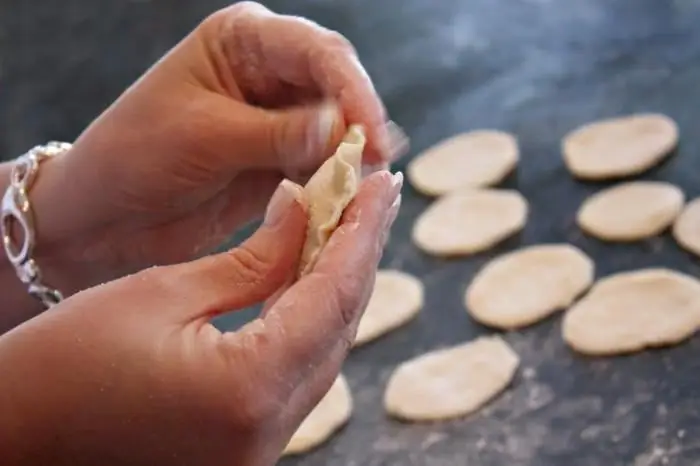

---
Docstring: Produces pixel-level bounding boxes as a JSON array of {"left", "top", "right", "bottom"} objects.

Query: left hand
[
  {"left": 0, "top": 171, "right": 402, "bottom": 466},
  {"left": 29, "top": 2, "right": 407, "bottom": 294}
]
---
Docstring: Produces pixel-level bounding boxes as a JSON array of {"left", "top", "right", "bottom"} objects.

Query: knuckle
[
  {"left": 337, "top": 329, "right": 355, "bottom": 355},
  {"left": 219, "top": 333, "right": 285, "bottom": 430},
  {"left": 199, "top": 2, "right": 263, "bottom": 42},
  {"left": 225, "top": 244, "right": 271, "bottom": 286},
  {"left": 131, "top": 265, "right": 167, "bottom": 289},
  {"left": 317, "top": 271, "right": 365, "bottom": 330},
  {"left": 222, "top": 390, "right": 281, "bottom": 434},
  {"left": 238, "top": 394, "right": 281, "bottom": 428},
  {"left": 207, "top": 1, "right": 264, "bottom": 23},
  {"left": 323, "top": 30, "right": 356, "bottom": 54}
]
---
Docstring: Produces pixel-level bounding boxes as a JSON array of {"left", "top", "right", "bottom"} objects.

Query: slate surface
[{"left": 3, "top": 0, "right": 700, "bottom": 464}]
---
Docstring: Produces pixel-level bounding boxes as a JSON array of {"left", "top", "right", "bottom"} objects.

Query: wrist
[{"left": 0, "top": 156, "right": 97, "bottom": 331}]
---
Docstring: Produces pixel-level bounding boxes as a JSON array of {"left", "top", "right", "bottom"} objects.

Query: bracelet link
[{"left": 1, "top": 142, "right": 71, "bottom": 309}]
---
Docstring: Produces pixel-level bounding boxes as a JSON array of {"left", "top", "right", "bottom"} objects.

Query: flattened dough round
[
  {"left": 283, "top": 374, "right": 352, "bottom": 456},
  {"left": 563, "top": 113, "right": 678, "bottom": 180},
  {"left": 577, "top": 181, "right": 685, "bottom": 241},
  {"left": 562, "top": 268, "right": 700, "bottom": 356},
  {"left": 407, "top": 130, "right": 518, "bottom": 196},
  {"left": 412, "top": 189, "right": 528, "bottom": 257},
  {"left": 465, "top": 244, "right": 594, "bottom": 329},
  {"left": 673, "top": 198, "right": 700, "bottom": 257},
  {"left": 353, "top": 270, "right": 424, "bottom": 347},
  {"left": 384, "top": 336, "right": 519, "bottom": 422}
]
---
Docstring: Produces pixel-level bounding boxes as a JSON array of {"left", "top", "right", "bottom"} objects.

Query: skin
[
  {"left": 0, "top": 2, "right": 407, "bottom": 329},
  {"left": 0, "top": 2, "right": 406, "bottom": 464}
]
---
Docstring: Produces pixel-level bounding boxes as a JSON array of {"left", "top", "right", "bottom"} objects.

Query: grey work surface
[{"left": 4, "top": 0, "right": 700, "bottom": 464}]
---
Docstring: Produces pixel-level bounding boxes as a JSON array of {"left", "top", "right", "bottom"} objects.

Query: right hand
[{"left": 0, "top": 171, "right": 402, "bottom": 466}]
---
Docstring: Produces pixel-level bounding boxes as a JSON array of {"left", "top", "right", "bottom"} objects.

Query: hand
[
  {"left": 0, "top": 171, "right": 402, "bottom": 466},
  {"left": 26, "top": 2, "right": 407, "bottom": 296}
]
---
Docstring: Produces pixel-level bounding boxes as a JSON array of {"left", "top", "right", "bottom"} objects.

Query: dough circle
[
  {"left": 673, "top": 198, "right": 700, "bottom": 258},
  {"left": 465, "top": 244, "right": 594, "bottom": 329},
  {"left": 407, "top": 130, "right": 519, "bottom": 196},
  {"left": 562, "top": 268, "right": 700, "bottom": 356},
  {"left": 353, "top": 270, "right": 424, "bottom": 347},
  {"left": 283, "top": 374, "right": 352, "bottom": 456},
  {"left": 577, "top": 181, "right": 685, "bottom": 241},
  {"left": 383, "top": 336, "right": 519, "bottom": 422},
  {"left": 412, "top": 189, "right": 528, "bottom": 257},
  {"left": 562, "top": 113, "right": 678, "bottom": 180}
]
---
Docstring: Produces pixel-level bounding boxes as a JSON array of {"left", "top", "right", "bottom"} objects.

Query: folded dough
[{"left": 299, "top": 125, "right": 366, "bottom": 276}]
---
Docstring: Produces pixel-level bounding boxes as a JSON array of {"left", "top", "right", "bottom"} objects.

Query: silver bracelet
[{"left": 1, "top": 142, "right": 72, "bottom": 309}]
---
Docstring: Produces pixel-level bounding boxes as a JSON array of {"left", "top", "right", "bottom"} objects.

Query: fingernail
[
  {"left": 386, "top": 194, "right": 402, "bottom": 226},
  {"left": 381, "top": 194, "right": 402, "bottom": 246},
  {"left": 379, "top": 121, "right": 410, "bottom": 161},
  {"left": 264, "top": 179, "right": 304, "bottom": 227},
  {"left": 361, "top": 162, "right": 389, "bottom": 178},
  {"left": 391, "top": 171, "right": 404, "bottom": 194},
  {"left": 317, "top": 101, "right": 341, "bottom": 153}
]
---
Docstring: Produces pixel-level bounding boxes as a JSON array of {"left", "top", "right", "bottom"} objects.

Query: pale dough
[
  {"left": 562, "top": 113, "right": 678, "bottom": 180},
  {"left": 577, "top": 181, "right": 685, "bottom": 241},
  {"left": 299, "top": 125, "right": 365, "bottom": 276},
  {"left": 412, "top": 189, "right": 528, "bottom": 256},
  {"left": 353, "top": 270, "right": 424, "bottom": 347},
  {"left": 407, "top": 130, "right": 519, "bottom": 196},
  {"left": 283, "top": 374, "right": 352, "bottom": 456},
  {"left": 673, "top": 198, "right": 700, "bottom": 258},
  {"left": 465, "top": 244, "right": 594, "bottom": 329},
  {"left": 562, "top": 268, "right": 700, "bottom": 356},
  {"left": 383, "top": 335, "right": 519, "bottom": 422}
]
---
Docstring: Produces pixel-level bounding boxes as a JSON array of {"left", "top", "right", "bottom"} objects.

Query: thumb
[
  {"left": 133, "top": 179, "right": 308, "bottom": 322},
  {"left": 219, "top": 99, "right": 347, "bottom": 176}
]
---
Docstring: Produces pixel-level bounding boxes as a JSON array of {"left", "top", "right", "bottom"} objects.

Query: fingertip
[
  {"left": 320, "top": 101, "right": 348, "bottom": 157},
  {"left": 282, "top": 179, "right": 308, "bottom": 213}
]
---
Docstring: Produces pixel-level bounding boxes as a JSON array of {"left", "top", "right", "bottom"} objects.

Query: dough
[
  {"left": 407, "top": 130, "right": 518, "bottom": 196},
  {"left": 562, "top": 113, "right": 678, "bottom": 180},
  {"left": 353, "top": 270, "right": 424, "bottom": 347},
  {"left": 673, "top": 198, "right": 700, "bottom": 258},
  {"left": 383, "top": 336, "right": 519, "bottom": 422},
  {"left": 562, "top": 268, "right": 700, "bottom": 356},
  {"left": 465, "top": 244, "right": 594, "bottom": 329},
  {"left": 577, "top": 181, "right": 684, "bottom": 241},
  {"left": 299, "top": 125, "right": 365, "bottom": 276},
  {"left": 412, "top": 189, "right": 528, "bottom": 256},
  {"left": 283, "top": 374, "right": 352, "bottom": 456}
]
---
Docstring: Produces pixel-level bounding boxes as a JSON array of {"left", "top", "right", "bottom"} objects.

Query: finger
[
  {"left": 210, "top": 2, "right": 409, "bottom": 165},
  {"left": 280, "top": 343, "right": 348, "bottom": 440},
  {"left": 167, "top": 172, "right": 283, "bottom": 259},
  {"left": 198, "top": 93, "right": 349, "bottom": 177},
  {"left": 282, "top": 193, "right": 403, "bottom": 421},
  {"left": 260, "top": 276, "right": 293, "bottom": 317},
  {"left": 228, "top": 170, "right": 403, "bottom": 390},
  {"left": 130, "top": 179, "right": 308, "bottom": 322}
]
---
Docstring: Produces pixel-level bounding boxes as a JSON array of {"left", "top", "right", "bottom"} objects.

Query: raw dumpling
[{"left": 299, "top": 125, "right": 365, "bottom": 276}]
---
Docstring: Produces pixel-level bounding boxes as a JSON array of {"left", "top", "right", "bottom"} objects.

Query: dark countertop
[{"left": 4, "top": 0, "right": 700, "bottom": 465}]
